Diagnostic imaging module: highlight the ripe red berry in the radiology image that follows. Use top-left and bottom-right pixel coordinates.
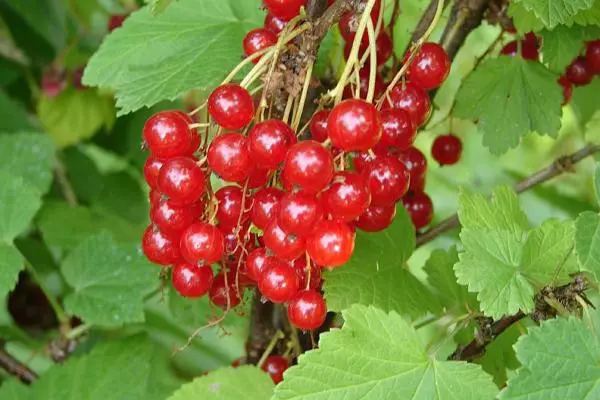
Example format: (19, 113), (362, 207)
(558, 75), (573, 105)
(396, 147), (427, 190)
(343, 32), (393, 66)
(385, 82), (431, 127)
(251, 187), (284, 230)
(209, 272), (241, 309)
(180, 222), (225, 265)
(565, 57), (593, 86)
(247, 166), (272, 189)
(291, 258), (322, 290)
(150, 199), (203, 239)
(143, 157), (165, 190)
(323, 171), (371, 222)
(282, 140), (334, 194)
(406, 43), (451, 90)
(338, 0), (382, 42)
(355, 203), (396, 232)
(306, 220), (355, 267)
(264, 13), (287, 34)
(149, 189), (163, 205)
(263, 0), (307, 21)
(328, 99), (382, 151)
(261, 355), (288, 384)
(108, 14), (127, 32)
(586, 40), (600, 74)
(207, 132), (252, 183)
(208, 84), (254, 130)
(215, 186), (252, 229)
(343, 68), (385, 100)
(157, 157), (205, 205)
(402, 191), (433, 230)
(142, 226), (183, 266)
(172, 263), (213, 298)
(278, 192), (324, 237)
(221, 224), (254, 267)
(362, 156), (410, 206)
(246, 247), (271, 281)
(432, 134), (462, 166)
(309, 110), (330, 142)
(243, 28), (277, 62)
(263, 221), (306, 261)
(500, 40), (539, 61)
(352, 150), (377, 173)
(143, 111), (194, 158)
(258, 259), (300, 303)
(41, 68), (66, 98)
(287, 290), (327, 330)
(379, 108), (416, 150)
(248, 120), (296, 169)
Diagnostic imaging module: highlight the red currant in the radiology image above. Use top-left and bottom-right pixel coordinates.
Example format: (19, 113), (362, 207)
(258, 259), (300, 303)
(264, 13), (287, 34)
(352, 150), (377, 173)
(338, 0), (382, 42)
(108, 14), (127, 32)
(261, 355), (288, 384)
(306, 220), (355, 267)
(323, 171), (371, 222)
(396, 147), (427, 190)
(243, 28), (277, 62)
(263, 221), (306, 261)
(157, 157), (205, 205)
(180, 222), (225, 265)
(379, 108), (416, 150)
(172, 263), (213, 298)
(248, 120), (296, 169)
(246, 247), (271, 281)
(247, 166), (272, 189)
(278, 192), (324, 237)
(215, 186), (252, 229)
(142, 226), (182, 266)
(362, 155), (410, 206)
(143, 111), (194, 158)
(406, 43), (451, 90)
(402, 191), (433, 230)
(263, 0), (307, 21)
(150, 199), (203, 239)
(558, 75), (573, 105)
(566, 57), (593, 86)
(209, 272), (241, 309)
(328, 99), (382, 151)
(207, 132), (252, 183)
(208, 84), (254, 130)
(221, 224), (254, 267)
(143, 156), (165, 190)
(500, 40), (539, 61)
(149, 189), (163, 205)
(343, 31), (392, 66)
(291, 258), (322, 290)
(355, 203), (396, 232)
(385, 82), (431, 127)
(281, 140), (334, 194)
(251, 187), (284, 230)
(309, 110), (330, 142)
(432, 134), (462, 166)
(343, 68), (385, 100)
(586, 40), (600, 74)
(287, 290), (327, 330)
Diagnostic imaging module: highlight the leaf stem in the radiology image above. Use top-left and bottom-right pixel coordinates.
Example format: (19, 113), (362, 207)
(23, 262), (68, 325)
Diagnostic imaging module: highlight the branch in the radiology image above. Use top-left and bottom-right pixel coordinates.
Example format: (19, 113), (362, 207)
(417, 144), (600, 247)
(0, 343), (38, 384)
(439, 0), (490, 60)
(409, 0), (451, 45)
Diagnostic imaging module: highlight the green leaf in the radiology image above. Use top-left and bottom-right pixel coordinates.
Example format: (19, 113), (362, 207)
(149, 0), (177, 14)
(424, 247), (478, 315)
(571, 78), (600, 130)
(275, 305), (498, 400)
(0, 133), (55, 193)
(3, 0), (66, 52)
(324, 207), (440, 318)
(0, 244), (23, 300)
(167, 366), (273, 400)
(61, 232), (157, 326)
(514, 0), (595, 29)
(575, 211), (600, 282)
(0, 379), (30, 400)
(571, 0), (600, 25)
(478, 324), (522, 387)
(0, 171), (42, 243)
(0, 92), (37, 132)
(92, 171), (149, 223)
(83, 0), (263, 115)
(508, 3), (545, 34)
(454, 57), (562, 155)
(595, 163), (600, 205)
(540, 26), (585, 73)
(37, 87), (115, 148)
(500, 317), (600, 399)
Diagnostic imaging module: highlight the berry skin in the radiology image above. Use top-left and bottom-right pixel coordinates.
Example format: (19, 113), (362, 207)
(328, 99), (382, 151)
(406, 43), (451, 90)
(251, 187), (284, 230)
(263, 221), (306, 261)
(309, 110), (330, 143)
(258, 259), (300, 303)
(306, 220), (355, 267)
(287, 290), (327, 330)
(209, 272), (241, 309)
(263, 0), (307, 21)
(172, 263), (213, 298)
(157, 157), (205, 205)
(291, 258), (322, 290)
(338, 0), (382, 42)
(180, 222), (225, 265)
(500, 40), (539, 61)
(247, 166), (272, 189)
(282, 140), (334, 194)
(385, 82), (431, 127)
(343, 68), (385, 100)
(149, 189), (163, 205)
(379, 108), (416, 150)
(150, 199), (203, 239)
(208, 84), (254, 130)
(261, 355), (288, 384)
(215, 186), (252, 229)
(362, 156), (410, 206)
(323, 171), (371, 222)
(246, 247), (271, 281)
(142, 226), (183, 266)
(278, 192), (324, 237)
(565, 57), (593, 86)
(143, 157), (165, 190)
(432, 134), (462, 166)
(221, 224), (254, 267)
(248, 120), (296, 169)
(143, 111), (194, 158)
(586, 40), (600, 74)
(207, 132), (252, 183)
(558, 75), (573, 105)
(355, 203), (396, 232)
(264, 13), (287, 34)
(343, 31), (393, 66)
(243, 28), (277, 62)
(396, 147), (427, 190)
(108, 14), (127, 31)
(402, 191), (434, 230)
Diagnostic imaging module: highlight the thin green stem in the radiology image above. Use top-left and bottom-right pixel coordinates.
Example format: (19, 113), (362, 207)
(292, 61), (314, 131)
(365, 18), (377, 103)
(257, 330), (284, 368)
(65, 323), (92, 340)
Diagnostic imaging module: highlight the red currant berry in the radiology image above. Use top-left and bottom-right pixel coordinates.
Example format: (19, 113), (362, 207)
(150, 199), (203, 239)
(246, 247), (271, 281)
(258, 259), (300, 303)
(385, 82), (431, 127)
(352, 150), (377, 173)
(432, 134), (462, 166)
(143, 157), (165, 190)
(343, 32), (393, 66)
(355, 203), (396, 232)
(338, 0), (382, 42)
(207, 132), (252, 183)
(149, 189), (163, 205)
(180, 222), (225, 265)
(282, 140), (334, 194)
(263, 0), (307, 21)
(261, 355), (288, 384)
(343, 68), (385, 100)
(291, 257), (322, 290)
(328, 99), (382, 151)
(265, 13), (287, 34)
(287, 290), (327, 330)
(215, 186), (252, 229)
(586, 40), (600, 74)
(142, 226), (182, 266)
(406, 43), (451, 90)
(558, 75), (573, 105)
(172, 263), (213, 298)
(41, 68), (66, 98)
(402, 191), (433, 230)
(396, 147), (427, 190)
(323, 171), (371, 222)
(108, 14), (127, 32)
(251, 187), (284, 230)
(246, 166), (272, 189)
(500, 40), (539, 61)
(208, 84), (254, 130)
(157, 157), (205, 205)
(379, 108), (416, 150)
(143, 111), (194, 158)
(278, 192), (324, 237)
(309, 110), (330, 142)
(263, 221), (306, 261)
(566, 57), (593, 86)
(306, 220), (355, 267)
(221, 224), (254, 267)
(243, 28), (277, 62)
(362, 155), (410, 206)
(209, 272), (241, 309)
(248, 120), (296, 169)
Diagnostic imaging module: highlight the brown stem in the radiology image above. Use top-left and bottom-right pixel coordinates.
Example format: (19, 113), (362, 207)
(0, 343), (38, 384)
(409, 0), (451, 45)
(439, 0), (490, 60)
(417, 144), (600, 247)
(54, 158), (78, 206)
